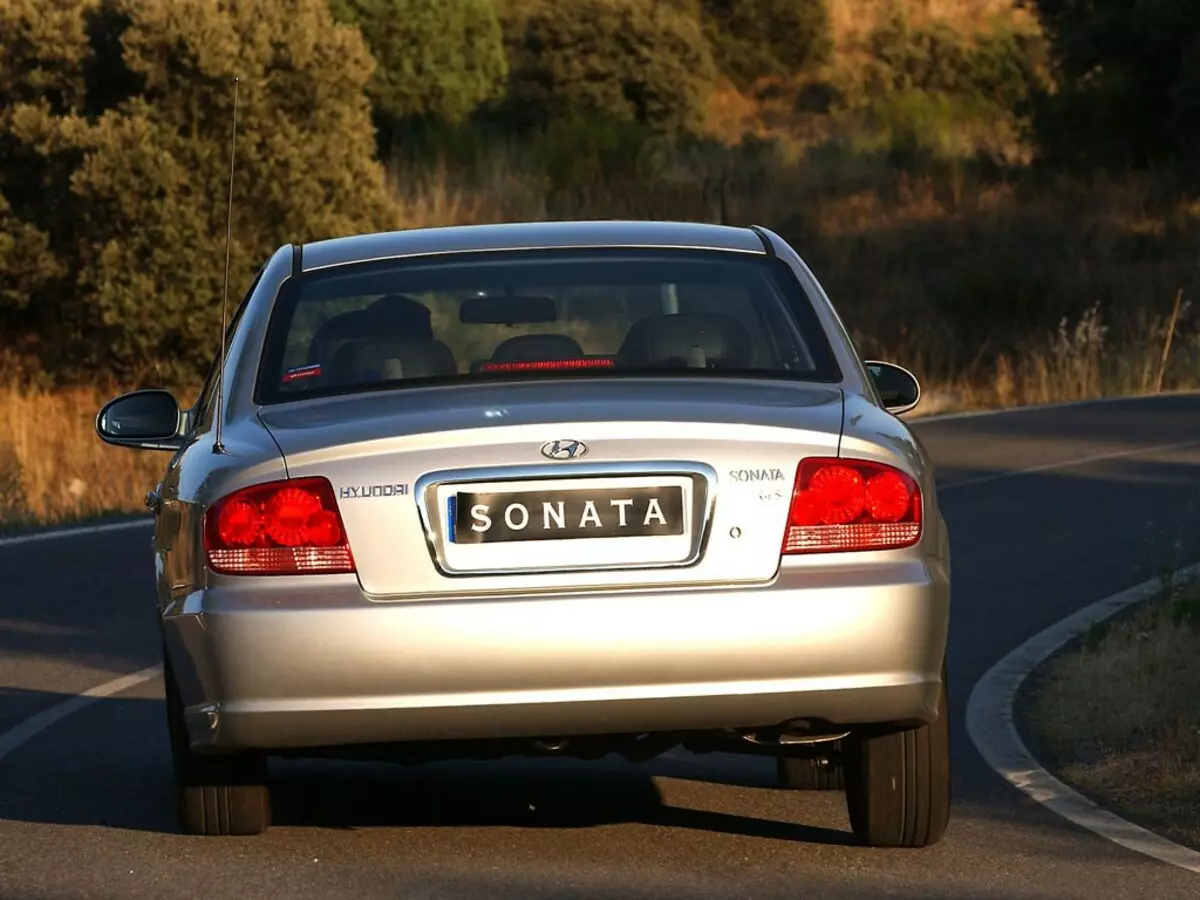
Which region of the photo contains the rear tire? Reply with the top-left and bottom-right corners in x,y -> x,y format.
165,655 -> 271,836
843,663 -> 950,848
776,745 -> 845,791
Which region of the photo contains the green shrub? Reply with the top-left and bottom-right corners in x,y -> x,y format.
861,12 -> 1046,108
533,116 -> 663,192
0,193 -> 61,315
700,0 -> 831,89
0,0 -> 394,383
970,28 -> 1049,111
855,90 -> 1001,166
499,0 -> 717,135
329,0 -> 508,125
825,11 -> 1048,166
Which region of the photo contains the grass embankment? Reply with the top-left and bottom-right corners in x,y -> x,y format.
0,382 -> 192,531
1025,578 -> 1200,849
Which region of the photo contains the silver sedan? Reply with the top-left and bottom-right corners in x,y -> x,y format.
97,220 -> 951,847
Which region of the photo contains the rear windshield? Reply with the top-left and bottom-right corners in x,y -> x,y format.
255,248 -> 841,404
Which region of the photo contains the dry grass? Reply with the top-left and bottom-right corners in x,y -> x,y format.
0,382 -> 191,528
1025,581 -> 1200,849
894,298 -> 1200,415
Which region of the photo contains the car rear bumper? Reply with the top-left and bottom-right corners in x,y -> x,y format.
163,558 -> 950,751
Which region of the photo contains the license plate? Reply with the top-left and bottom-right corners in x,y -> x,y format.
449,485 -> 685,544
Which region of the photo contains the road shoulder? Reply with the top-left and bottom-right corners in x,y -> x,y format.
1018,577 -> 1200,852
966,565 -> 1200,875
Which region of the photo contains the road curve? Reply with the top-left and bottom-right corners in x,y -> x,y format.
3,393 -> 1200,899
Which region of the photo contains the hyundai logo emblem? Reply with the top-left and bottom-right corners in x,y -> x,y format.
541,440 -> 588,461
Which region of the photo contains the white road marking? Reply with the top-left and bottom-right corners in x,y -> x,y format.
0,521 -> 161,764
0,664 -> 163,765
939,438 -> 1200,493
966,563 -> 1200,875
0,517 -> 151,549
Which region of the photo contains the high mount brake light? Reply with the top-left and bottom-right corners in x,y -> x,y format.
204,477 -> 355,575
478,358 -> 614,373
783,458 -> 921,554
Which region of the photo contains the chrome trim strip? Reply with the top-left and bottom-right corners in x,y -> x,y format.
413,460 -> 718,578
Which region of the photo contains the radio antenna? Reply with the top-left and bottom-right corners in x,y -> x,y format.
213,75 -> 240,455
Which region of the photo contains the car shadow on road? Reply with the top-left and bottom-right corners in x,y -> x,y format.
0,688 -> 856,847
268,761 -> 857,845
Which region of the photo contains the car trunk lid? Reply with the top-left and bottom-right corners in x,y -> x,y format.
257,378 -> 844,598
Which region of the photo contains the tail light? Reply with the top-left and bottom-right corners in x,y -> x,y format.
204,477 -> 355,575
783,458 -> 922,554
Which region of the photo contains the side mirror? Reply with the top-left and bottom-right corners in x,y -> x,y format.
864,361 -> 921,415
96,389 -> 184,451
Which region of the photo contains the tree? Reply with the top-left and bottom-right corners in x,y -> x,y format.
0,0 -> 395,382
500,0 -> 717,135
329,0 -> 508,125
0,0 -> 93,324
700,0 -> 831,90
1032,0 -> 1200,170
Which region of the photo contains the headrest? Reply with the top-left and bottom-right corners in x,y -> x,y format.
361,294 -> 433,337
618,314 -> 753,368
491,333 -> 585,363
334,338 -> 458,383
308,294 -> 434,362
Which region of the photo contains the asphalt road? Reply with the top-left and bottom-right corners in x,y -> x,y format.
3,393 -> 1200,899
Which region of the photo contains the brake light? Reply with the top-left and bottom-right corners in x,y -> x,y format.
783,458 -> 921,554
478,358 -> 614,373
204,477 -> 355,575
